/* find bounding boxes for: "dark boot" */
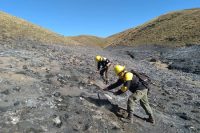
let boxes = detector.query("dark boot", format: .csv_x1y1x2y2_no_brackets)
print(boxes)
127,112,134,124
147,115,155,124
105,79,109,84
102,78,109,85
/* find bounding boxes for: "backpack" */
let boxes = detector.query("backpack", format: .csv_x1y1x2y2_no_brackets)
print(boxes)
130,70,151,89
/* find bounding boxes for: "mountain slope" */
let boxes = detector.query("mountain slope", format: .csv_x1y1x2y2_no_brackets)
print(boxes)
0,11,79,46
67,35,107,47
106,8,200,47
0,11,106,47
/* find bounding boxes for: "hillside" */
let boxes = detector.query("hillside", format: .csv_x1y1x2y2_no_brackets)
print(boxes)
0,11,79,46
67,35,107,47
106,8,200,47
2,8,200,48
0,11,106,47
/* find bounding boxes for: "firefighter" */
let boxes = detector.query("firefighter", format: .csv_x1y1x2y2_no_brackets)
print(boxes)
104,65,155,124
95,55,111,84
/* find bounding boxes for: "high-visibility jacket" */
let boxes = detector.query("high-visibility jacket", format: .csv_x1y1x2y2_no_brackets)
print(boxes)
107,71,145,95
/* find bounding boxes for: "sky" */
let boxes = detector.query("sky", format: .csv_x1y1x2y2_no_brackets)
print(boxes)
0,0,199,37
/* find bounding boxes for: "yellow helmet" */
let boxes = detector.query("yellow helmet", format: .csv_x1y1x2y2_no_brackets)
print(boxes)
95,55,102,62
114,65,125,75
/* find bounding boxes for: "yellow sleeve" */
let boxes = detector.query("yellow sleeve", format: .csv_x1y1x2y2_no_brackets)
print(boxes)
120,72,133,92
124,72,133,81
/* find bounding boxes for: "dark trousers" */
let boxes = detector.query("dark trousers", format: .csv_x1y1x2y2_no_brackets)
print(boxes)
100,67,108,81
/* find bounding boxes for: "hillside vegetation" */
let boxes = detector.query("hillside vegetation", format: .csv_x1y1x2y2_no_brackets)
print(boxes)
1,8,200,48
0,11,106,47
106,8,200,47
0,11,78,46
67,35,107,47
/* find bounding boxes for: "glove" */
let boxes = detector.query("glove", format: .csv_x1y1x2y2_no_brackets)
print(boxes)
113,91,118,95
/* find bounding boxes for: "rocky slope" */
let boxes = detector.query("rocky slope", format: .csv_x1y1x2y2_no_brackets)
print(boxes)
0,42,199,133
106,8,200,47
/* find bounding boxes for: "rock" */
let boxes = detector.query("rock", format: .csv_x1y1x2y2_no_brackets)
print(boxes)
4,99,8,102
191,110,199,113
126,51,134,59
37,96,47,101
14,101,20,106
9,64,13,68
166,81,174,87
55,97,63,102
79,97,84,100
13,86,21,92
53,92,61,97
176,112,192,120
149,58,157,62
1,89,10,95
73,124,80,131
79,86,83,90
52,116,62,128
45,68,50,73
83,123,91,131
23,65,28,70
184,125,195,130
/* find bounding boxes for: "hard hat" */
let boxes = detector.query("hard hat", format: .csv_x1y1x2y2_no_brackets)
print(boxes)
95,55,102,62
114,65,125,75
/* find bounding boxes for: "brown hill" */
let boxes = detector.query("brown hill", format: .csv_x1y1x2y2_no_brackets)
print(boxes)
66,35,107,47
106,8,200,47
0,11,79,46
0,11,105,47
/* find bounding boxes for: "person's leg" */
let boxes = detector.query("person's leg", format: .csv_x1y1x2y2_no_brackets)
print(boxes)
104,67,109,84
140,89,154,123
100,68,107,83
127,90,144,123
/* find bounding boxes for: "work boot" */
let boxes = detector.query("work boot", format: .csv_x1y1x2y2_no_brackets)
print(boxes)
127,112,134,124
105,80,109,85
147,115,155,124
103,79,109,85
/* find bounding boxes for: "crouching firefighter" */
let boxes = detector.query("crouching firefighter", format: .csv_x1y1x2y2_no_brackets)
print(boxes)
103,65,155,124
95,55,111,84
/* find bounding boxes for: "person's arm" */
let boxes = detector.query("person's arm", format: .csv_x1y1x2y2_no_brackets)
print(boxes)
114,80,132,95
106,59,111,67
97,62,101,71
104,79,123,91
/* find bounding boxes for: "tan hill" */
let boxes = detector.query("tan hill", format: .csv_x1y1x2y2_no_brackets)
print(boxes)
106,8,200,47
67,35,107,47
0,11,79,46
0,11,106,47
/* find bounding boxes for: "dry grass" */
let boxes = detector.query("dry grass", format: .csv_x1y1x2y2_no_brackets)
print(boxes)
66,35,107,47
0,11,106,47
106,8,200,47
0,11,78,45
1,8,200,48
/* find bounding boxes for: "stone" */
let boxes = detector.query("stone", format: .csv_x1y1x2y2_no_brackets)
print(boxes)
13,86,21,92
53,92,61,97
53,116,62,128
1,89,10,95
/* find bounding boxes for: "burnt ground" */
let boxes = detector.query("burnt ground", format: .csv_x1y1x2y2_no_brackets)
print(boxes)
0,43,199,133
